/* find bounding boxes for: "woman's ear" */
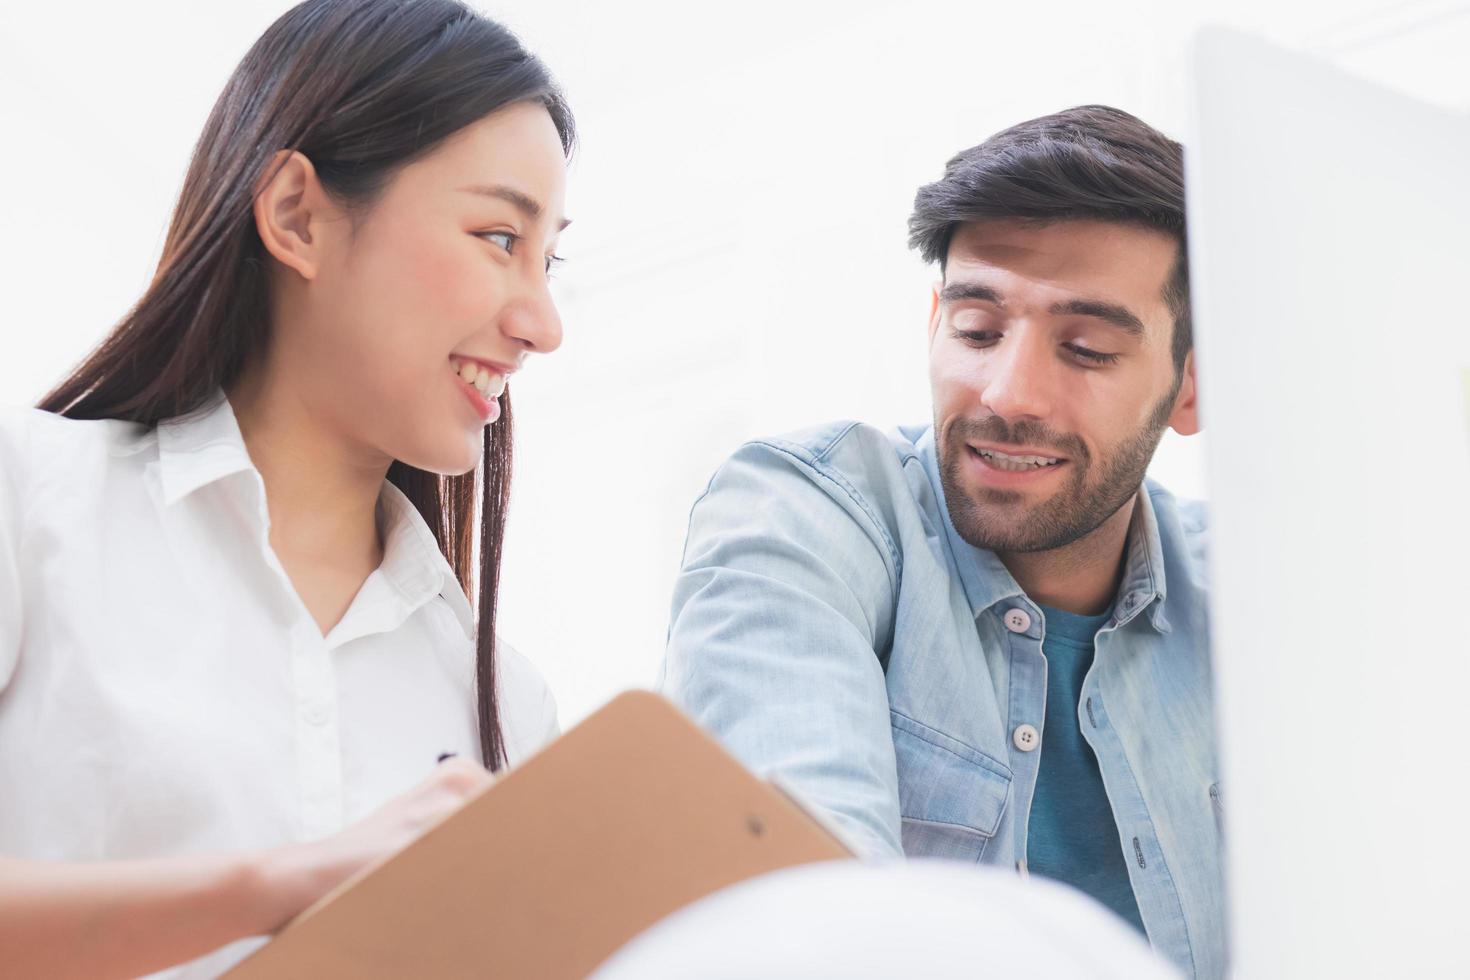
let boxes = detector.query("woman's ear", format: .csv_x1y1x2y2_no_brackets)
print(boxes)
252,149,327,281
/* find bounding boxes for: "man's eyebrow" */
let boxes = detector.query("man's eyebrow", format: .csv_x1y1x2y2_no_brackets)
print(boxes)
939,281,1007,306
458,183,571,231
942,281,1146,337
1049,298,1145,337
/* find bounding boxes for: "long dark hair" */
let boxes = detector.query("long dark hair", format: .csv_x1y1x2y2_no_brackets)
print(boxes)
37,0,575,770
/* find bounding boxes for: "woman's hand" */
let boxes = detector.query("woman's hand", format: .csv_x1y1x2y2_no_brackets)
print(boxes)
0,758,496,980
256,757,495,931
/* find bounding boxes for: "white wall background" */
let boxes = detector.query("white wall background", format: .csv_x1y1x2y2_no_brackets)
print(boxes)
2,0,1465,724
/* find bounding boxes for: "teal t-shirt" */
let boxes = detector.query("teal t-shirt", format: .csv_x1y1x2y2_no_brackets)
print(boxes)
1026,604,1147,937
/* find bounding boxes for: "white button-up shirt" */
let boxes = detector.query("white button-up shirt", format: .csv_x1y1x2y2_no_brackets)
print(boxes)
0,392,557,973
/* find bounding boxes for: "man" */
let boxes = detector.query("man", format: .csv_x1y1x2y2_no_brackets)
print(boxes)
660,106,1224,979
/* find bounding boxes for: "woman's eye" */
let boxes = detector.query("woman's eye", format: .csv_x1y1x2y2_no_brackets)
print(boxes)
545,254,565,277
478,231,518,254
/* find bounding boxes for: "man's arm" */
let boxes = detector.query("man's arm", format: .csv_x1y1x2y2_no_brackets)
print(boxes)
661,436,903,858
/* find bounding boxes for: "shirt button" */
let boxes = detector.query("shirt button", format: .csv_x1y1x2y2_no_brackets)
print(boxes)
1013,723,1040,752
303,703,330,726
1003,608,1032,633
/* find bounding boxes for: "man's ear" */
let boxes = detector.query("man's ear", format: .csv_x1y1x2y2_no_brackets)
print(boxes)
927,280,943,345
252,149,326,281
1168,350,1202,436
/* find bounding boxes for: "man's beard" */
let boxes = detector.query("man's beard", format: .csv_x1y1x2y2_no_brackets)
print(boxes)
937,384,1179,555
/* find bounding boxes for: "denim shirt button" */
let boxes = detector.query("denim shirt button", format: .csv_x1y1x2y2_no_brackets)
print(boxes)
1003,608,1032,633
1012,723,1040,752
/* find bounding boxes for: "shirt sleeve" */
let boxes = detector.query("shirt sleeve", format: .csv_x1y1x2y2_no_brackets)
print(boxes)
660,439,903,859
494,637,561,764
0,410,30,692
537,680,560,746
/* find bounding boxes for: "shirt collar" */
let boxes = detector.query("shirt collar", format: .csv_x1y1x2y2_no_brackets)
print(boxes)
1117,478,1172,633
916,425,1171,634
155,390,476,644
375,482,477,643
155,391,257,506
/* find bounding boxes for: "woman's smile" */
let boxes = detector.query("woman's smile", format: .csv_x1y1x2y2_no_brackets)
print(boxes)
450,355,509,423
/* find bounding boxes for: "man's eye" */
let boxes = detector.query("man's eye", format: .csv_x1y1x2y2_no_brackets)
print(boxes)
1065,343,1121,365
478,231,518,254
955,330,1000,346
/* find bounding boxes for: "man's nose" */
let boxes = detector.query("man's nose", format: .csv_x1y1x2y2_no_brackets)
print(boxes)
978,331,1056,424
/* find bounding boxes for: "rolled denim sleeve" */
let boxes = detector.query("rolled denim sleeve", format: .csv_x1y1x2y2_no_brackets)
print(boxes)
661,435,903,858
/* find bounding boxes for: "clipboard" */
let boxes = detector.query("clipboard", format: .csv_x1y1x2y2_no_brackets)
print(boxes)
224,690,854,978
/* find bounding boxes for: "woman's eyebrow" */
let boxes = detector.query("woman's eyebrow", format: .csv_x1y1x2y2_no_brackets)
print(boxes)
458,183,571,231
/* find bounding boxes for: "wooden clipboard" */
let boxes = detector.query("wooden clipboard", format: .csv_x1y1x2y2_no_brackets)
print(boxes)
224,690,853,978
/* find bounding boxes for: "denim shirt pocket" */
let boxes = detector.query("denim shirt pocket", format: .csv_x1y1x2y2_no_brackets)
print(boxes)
890,711,1013,863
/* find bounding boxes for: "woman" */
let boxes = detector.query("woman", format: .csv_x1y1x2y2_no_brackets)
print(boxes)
0,0,573,975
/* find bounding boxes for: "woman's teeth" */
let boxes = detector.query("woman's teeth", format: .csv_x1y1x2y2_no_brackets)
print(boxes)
977,448,1063,472
453,358,506,399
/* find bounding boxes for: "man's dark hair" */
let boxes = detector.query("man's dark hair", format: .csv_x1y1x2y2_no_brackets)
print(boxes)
909,105,1191,371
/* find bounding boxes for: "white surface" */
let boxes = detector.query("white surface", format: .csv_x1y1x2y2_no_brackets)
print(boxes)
592,860,1179,979
1,2,1465,725
1187,26,1470,978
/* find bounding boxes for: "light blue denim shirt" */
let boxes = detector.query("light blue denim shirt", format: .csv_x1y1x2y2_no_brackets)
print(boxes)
660,420,1226,980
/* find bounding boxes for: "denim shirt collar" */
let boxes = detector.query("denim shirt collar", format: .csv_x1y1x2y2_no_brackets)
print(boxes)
915,425,1172,634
